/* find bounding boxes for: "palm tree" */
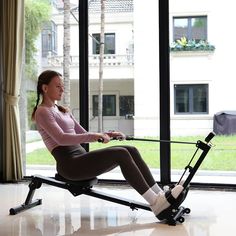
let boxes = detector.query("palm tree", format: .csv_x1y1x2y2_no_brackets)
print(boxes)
98,0,105,132
63,0,71,108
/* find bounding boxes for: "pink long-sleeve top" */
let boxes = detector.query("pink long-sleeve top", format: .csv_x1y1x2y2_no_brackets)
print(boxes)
35,105,96,152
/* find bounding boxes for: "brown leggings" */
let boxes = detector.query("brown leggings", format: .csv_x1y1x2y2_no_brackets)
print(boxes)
52,145,157,195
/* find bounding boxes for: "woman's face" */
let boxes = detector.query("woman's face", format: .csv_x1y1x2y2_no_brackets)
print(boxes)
43,75,64,101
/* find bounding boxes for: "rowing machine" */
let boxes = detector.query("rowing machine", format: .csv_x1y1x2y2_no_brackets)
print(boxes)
123,131,215,225
9,132,215,226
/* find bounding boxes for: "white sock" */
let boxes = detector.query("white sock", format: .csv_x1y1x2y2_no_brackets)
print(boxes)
151,183,163,194
150,185,184,216
142,188,158,205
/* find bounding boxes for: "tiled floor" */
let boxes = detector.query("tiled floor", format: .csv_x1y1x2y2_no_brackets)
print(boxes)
1,182,236,236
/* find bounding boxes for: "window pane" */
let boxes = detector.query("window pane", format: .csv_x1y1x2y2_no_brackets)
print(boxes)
89,0,160,182
175,85,189,113
105,33,115,54
92,95,99,116
103,95,116,116
193,85,208,113
173,16,207,41
170,2,236,185
175,84,208,114
92,33,115,54
23,0,79,176
92,34,100,54
119,96,134,116
191,17,207,40
42,21,57,57
92,95,116,116
173,18,188,40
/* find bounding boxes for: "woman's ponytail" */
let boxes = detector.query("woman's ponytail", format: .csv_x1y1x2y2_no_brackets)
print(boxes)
31,91,40,121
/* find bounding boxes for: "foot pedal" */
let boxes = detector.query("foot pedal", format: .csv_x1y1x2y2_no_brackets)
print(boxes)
156,188,190,224
156,205,191,225
165,187,189,207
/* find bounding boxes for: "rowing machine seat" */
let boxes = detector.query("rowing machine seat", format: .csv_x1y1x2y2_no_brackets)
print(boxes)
54,173,98,187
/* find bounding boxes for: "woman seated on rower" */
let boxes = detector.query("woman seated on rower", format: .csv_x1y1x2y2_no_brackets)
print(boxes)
31,70,183,219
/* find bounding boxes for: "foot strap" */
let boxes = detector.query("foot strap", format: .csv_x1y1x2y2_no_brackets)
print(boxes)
165,190,177,205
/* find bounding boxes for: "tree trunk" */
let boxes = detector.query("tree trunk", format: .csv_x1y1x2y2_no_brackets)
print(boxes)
98,0,105,132
63,0,71,107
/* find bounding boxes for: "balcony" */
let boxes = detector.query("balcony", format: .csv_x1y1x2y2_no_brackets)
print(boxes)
46,54,134,67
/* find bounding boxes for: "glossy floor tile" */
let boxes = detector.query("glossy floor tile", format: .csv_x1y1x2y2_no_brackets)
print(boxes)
1,182,236,236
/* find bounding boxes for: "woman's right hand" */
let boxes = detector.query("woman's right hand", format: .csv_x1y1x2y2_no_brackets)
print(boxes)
95,133,110,143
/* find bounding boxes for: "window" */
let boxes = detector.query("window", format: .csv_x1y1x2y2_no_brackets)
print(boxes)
174,84,208,114
92,95,116,116
92,33,115,54
119,96,134,116
173,16,207,41
42,21,57,57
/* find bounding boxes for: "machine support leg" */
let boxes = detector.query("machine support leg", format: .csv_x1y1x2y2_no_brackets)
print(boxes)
9,178,43,215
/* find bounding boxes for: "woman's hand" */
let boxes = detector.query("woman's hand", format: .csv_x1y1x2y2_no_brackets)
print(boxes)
105,131,126,141
94,133,111,143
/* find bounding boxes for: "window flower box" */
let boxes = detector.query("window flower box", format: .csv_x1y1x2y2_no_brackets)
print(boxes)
170,37,215,52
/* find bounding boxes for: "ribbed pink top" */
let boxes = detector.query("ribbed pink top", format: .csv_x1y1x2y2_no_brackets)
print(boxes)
35,105,96,152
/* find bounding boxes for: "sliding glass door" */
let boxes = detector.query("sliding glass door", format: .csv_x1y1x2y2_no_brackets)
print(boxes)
169,0,236,185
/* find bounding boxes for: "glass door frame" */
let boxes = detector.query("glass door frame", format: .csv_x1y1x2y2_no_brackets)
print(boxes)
79,0,236,190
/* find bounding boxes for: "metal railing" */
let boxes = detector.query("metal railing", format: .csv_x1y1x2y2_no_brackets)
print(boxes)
46,54,134,67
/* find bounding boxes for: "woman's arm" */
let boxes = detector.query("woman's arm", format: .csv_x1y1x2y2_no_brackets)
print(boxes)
69,113,111,143
35,107,98,145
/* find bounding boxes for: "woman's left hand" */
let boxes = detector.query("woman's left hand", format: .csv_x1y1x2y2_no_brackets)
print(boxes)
106,131,126,140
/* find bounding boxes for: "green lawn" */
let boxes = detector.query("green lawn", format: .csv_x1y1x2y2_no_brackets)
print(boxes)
26,135,236,171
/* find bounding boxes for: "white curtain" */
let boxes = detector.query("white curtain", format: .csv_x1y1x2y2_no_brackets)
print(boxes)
2,0,24,181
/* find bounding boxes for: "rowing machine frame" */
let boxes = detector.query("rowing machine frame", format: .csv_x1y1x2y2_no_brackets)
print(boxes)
9,132,215,225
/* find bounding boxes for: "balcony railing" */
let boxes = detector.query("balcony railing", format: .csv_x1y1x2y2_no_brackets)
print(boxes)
46,54,134,67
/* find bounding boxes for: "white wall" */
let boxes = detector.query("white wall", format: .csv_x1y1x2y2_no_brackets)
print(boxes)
133,0,160,136
133,0,236,136
169,0,236,135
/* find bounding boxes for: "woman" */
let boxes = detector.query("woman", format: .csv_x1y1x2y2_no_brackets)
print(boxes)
32,70,183,219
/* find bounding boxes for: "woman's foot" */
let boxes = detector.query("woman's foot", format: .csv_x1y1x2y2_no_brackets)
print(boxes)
163,179,185,192
150,185,184,217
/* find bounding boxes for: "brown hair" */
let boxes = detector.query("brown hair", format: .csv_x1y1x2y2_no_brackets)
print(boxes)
31,70,68,120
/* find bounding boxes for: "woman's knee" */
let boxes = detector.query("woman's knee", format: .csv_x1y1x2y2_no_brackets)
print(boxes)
119,145,140,157
112,147,134,163
126,145,139,153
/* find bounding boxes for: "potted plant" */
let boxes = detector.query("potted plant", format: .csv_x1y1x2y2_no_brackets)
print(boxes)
170,37,215,52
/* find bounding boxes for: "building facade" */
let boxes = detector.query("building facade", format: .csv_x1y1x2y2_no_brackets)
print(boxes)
38,0,235,137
